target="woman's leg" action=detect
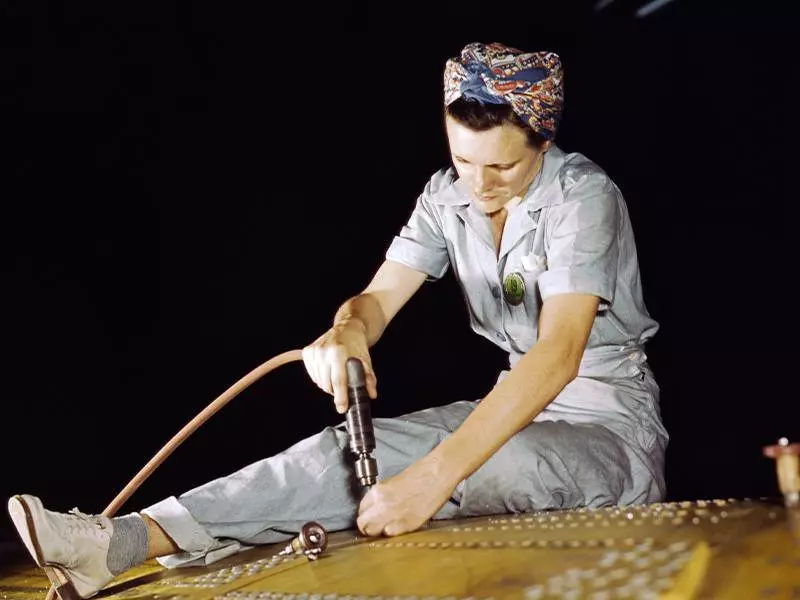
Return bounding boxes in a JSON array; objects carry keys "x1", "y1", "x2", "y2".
[
  {"x1": 140, "y1": 400, "x2": 477, "y2": 567},
  {"x1": 457, "y1": 418, "x2": 664, "y2": 517}
]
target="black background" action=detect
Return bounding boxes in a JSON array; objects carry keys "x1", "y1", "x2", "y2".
[{"x1": 1, "y1": 0, "x2": 796, "y2": 551}]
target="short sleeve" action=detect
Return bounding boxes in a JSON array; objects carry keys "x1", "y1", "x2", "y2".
[
  {"x1": 385, "y1": 184, "x2": 450, "y2": 280},
  {"x1": 537, "y1": 171, "x2": 620, "y2": 307}
]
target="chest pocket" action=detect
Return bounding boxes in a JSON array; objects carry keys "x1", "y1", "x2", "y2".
[
  {"x1": 511, "y1": 206, "x2": 548, "y2": 297},
  {"x1": 502, "y1": 208, "x2": 549, "y2": 352}
]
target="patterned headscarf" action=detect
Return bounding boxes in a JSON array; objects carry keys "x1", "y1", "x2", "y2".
[{"x1": 444, "y1": 42, "x2": 564, "y2": 140}]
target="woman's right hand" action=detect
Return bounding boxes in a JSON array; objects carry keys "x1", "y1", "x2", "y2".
[{"x1": 302, "y1": 318, "x2": 378, "y2": 414}]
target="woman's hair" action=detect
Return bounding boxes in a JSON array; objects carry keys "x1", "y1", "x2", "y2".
[{"x1": 445, "y1": 97, "x2": 548, "y2": 150}]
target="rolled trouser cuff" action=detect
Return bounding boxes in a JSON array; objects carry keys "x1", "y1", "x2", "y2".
[{"x1": 141, "y1": 496, "x2": 247, "y2": 568}]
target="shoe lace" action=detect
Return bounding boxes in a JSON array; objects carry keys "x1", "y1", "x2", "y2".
[{"x1": 63, "y1": 508, "x2": 108, "y2": 538}]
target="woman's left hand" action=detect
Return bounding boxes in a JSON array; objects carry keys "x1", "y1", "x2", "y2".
[{"x1": 356, "y1": 456, "x2": 457, "y2": 537}]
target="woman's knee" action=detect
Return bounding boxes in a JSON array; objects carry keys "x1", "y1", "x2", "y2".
[{"x1": 460, "y1": 422, "x2": 634, "y2": 514}]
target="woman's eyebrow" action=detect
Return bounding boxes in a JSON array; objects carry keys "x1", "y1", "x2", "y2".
[{"x1": 453, "y1": 155, "x2": 518, "y2": 168}]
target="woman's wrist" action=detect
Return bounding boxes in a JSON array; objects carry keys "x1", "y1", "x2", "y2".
[{"x1": 424, "y1": 442, "x2": 468, "y2": 490}]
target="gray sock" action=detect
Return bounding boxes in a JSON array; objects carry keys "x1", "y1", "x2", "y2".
[{"x1": 107, "y1": 513, "x2": 149, "y2": 575}]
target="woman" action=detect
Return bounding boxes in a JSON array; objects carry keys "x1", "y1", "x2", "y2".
[{"x1": 8, "y1": 42, "x2": 667, "y2": 599}]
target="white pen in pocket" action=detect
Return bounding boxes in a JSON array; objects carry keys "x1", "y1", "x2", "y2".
[{"x1": 521, "y1": 253, "x2": 547, "y2": 273}]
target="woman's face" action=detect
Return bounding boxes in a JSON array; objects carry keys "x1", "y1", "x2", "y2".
[{"x1": 445, "y1": 115, "x2": 550, "y2": 214}]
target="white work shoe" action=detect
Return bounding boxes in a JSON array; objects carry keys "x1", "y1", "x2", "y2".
[{"x1": 7, "y1": 494, "x2": 115, "y2": 599}]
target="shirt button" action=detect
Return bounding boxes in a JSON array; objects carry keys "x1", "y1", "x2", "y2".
[
  {"x1": 491, "y1": 286, "x2": 501, "y2": 299},
  {"x1": 496, "y1": 331, "x2": 507, "y2": 342}
]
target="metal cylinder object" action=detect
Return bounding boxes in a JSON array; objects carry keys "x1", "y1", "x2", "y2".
[
  {"x1": 278, "y1": 521, "x2": 329, "y2": 560},
  {"x1": 291, "y1": 521, "x2": 329, "y2": 555},
  {"x1": 345, "y1": 358, "x2": 378, "y2": 487},
  {"x1": 764, "y1": 437, "x2": 800, "y2": 542}
]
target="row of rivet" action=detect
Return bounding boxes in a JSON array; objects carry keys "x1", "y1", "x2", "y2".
[
  {"x1": 368, "y1": 537, "x2": 658, "y2": 550},
  {"x1": 369, "y1": 540, "x2": 694, "y2": 572},
  {"x1": 485, "y1": 498, "x2": 738, "y2": 524},
  {"x1": 449, "y1": 513, "x2": 727, "y2": 532},
  {"x1": 162, "y1": 554, "x2": 296, "y2": 588},
  {"x1": 484, "y1": 508, "x2": 734, "y2": 526},
  {"x1": 215, "y1": 593, "x2": 495, "y2": 600}
]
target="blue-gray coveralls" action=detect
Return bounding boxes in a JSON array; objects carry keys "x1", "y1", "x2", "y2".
[{"x1": 142, "y1": 145, "x2": 669, "y2": 567}]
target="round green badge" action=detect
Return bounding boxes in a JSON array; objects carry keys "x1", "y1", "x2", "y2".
[{"x1": 502, "y1": 272, "x2": 525, "y2": 305}]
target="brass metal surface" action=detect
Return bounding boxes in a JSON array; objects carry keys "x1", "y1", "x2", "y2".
[{"x1": 1, "y1": 499, "x2": 798, "y2": 600}]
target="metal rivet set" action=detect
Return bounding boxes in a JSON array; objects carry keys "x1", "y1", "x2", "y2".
[
  {"x1": 480, "y1": 499, "x2": 743, "y2": 532},
  {"x1": 522, "y1": 540, "x2": 696, "y2": 600},
  {"x1": 107, "y1": 497, "x2": 794, "y2": 600}
]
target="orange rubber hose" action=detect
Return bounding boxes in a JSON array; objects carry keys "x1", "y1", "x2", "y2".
[{"x1": 45, "y1": 348, "x2": 304, "y2": 600}]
